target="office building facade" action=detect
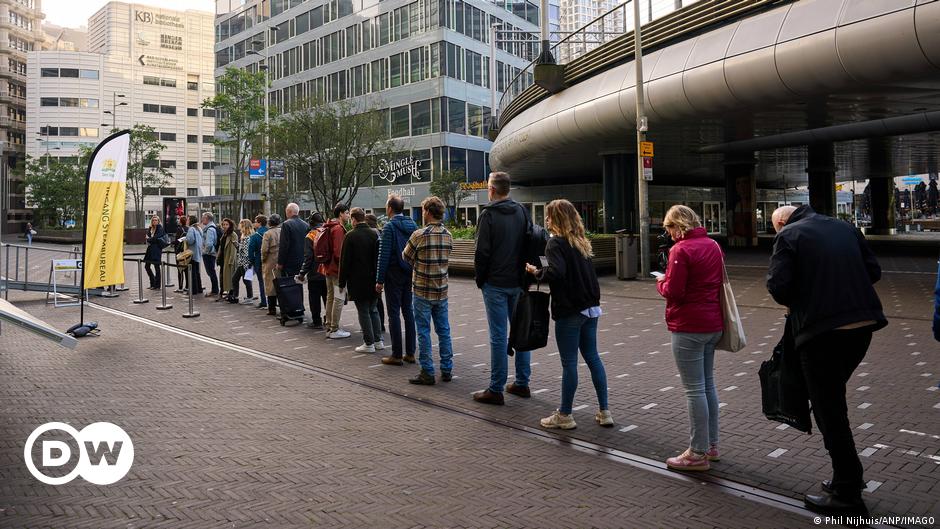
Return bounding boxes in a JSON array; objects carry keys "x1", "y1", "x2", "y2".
[
  {"x1": 214, "y1": 0, "x2": 540, "y2": 223},
  {"x1": 26, "y1": 2, "x2": 216, "y2": 224},
  {"x1": 1, "y1": 0, "x2": 43, "y2": 233}
]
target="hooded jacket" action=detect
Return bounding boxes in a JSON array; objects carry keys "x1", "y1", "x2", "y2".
[
  {"x1": 377, "y1": 213, "x2": 418, "y2": 283},
  {"x1": 317, "y1": 219, "x2": 346, "y2": 277},
  {"x1": 474, "y1": 198, "x2": 529, "y2": 289},
  {"x1": 767, "y1": 205, "x2": 887, "y2": 348},
  {"x1": 656, "y1": 227, "x2": 724, "y2": 333}
]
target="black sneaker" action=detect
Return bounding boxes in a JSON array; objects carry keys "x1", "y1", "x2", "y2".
[
  {"x1": 440, "y1": 371, "x2": 453, "y2": 382},
  {"x1": 409, "y1": 370, "x2": 436, "y2": 385}
]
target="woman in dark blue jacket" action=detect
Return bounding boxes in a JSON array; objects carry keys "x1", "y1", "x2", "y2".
[{"x1": 144, "y1": 215, "x2": 167, "y2": 290}]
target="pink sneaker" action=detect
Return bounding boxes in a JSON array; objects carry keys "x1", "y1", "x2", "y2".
[
  {"x1": 706, "y1": 445, "x2": 720, "y2": 462},
  {"x1": 666, "y1": 449, "x2": 710, "y2": 471}
]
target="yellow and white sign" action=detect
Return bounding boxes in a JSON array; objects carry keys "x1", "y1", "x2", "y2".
[{"x1": 82, "y1": 131, "x2": 131, "y2": 290}]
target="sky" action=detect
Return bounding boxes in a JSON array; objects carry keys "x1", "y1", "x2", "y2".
[{"x1": 42, "y1": 0, "x2": 216, "y2": 28}]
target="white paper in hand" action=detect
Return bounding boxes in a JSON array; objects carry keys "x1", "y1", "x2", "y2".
[{"x1": 244, "y1": 268, "x2": 255, "y2": 282}]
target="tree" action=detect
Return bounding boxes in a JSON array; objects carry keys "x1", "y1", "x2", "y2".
[
  {"x1": 21, "y1": 150, "x2": 89, "y2": 227},
  {"x1": 268, "y1": 99, "x2": 392, "y2": 215},
  {"x1": 202, "y1": 67, "x2": 266, "y2": 218},
  {"x1": 429, "y1": 169, "x2": 471, "y2": 225},
  {"x1": 120, "y1": 124, "x2": 171, "y2": 228}
]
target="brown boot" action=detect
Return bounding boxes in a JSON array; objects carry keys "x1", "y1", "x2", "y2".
[
  {"x1": 472, "y1": 389, "x2": 505, "y2": 405},
  {"x1": 403, "y1": 354, "x2": 416, "y2": 364},
  {"x1": 381, "y1": 355, "x2": 404, "y2": 366},
  {"x1": 506, "y1": 383, "x2": 531, "y2": 398}
]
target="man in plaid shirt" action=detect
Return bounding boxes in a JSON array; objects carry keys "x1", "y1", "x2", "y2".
[{"x1": 403, "y1": 196, "x2": 454, "y2": 385}]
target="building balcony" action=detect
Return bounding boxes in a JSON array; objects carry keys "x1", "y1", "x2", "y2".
[
  {"x1": 0, "y1": 116, "x2": 26, "y2": 131},
  {"x1": 0, "y1": 91, "x2": 25, "y2": 105},
  {"x1": 0, "y1": 65, "x2": 27, "y2": 79}
]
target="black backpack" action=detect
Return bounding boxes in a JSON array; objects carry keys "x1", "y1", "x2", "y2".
[{"x1": 211, "y1": 224, "x2": 223, "y2": 252}]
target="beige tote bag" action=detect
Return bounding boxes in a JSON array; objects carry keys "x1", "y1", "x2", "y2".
[{"x1": 715, "y1": 254, "x2": 746, "y2": 352}]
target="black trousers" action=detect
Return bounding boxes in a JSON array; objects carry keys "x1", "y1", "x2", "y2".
[
  {"x1": 229, "y1": 266, "x2": 253, "y2": 300},
  {"x1": 144, "y1": 261, "x2": 161, "y2": 288},
  {"x1": 798, "y1": 328, "x2": 872, "y2": 499},
  {"x1": 189, "y1": 262, "x2": 203, "y2": 294},
  {"x1": 307, "y1": 278, "x2": 327, "y2": 326},
  {"x1": 203, "y1": 254, "x2": 219, "y2": 294}
]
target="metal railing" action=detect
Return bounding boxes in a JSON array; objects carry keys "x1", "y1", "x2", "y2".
[{"x1": 497, "y1": 0, "x2": 787, "y2": 129}]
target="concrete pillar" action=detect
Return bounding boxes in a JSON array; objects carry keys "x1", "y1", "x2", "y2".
[
  {"x1": 724, "y1": 154, "x2": 757, "y2": 247},
  {"x1": 806, "y1": 142, "x2": 836, "y2": 217},
  {"x1": 867, "y1": 139, "x2": 895, "y2": 235},
  {"x1": 601, "y1": 153, "x2": 637, "y2": 233}
]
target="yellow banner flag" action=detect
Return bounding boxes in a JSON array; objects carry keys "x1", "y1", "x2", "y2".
[{"x1": 82, "y1": 131, "x2": 131, "y2": 290}]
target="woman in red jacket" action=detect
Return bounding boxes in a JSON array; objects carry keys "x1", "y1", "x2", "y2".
[{"x1": 656, "y1": 205, "x2": 724, "y2": 471}]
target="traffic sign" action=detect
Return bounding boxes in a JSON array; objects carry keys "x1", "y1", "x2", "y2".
[
  {"x1": 642, "y1": 156, "x2": 653, "y2": 181},
  {"x1": 640, "y1": 141, "x2": 654, "y2": 157},
  {"x1": 248, "y1": 159, "x2": 266, "y2": 180}
]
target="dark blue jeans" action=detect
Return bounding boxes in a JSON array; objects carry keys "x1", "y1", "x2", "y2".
[
  {"x1": 555, "y1": 314, "x2": 608, "y2": 415},
  {"x1": 203, "y1": 254, "x2": 219, "y2": 294},
  {"x1": 384, "y1": 267, "x2": 415, "y2": 358},
  {"x1": 253, "y1": 259, "x2": 266, "y2": 306},
  {"x1": 482, "y1": 283, "x2": 531, "y2": 393}
]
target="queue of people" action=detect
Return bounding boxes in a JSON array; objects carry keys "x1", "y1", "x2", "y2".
[{"x1": 150, "y1": 168, "x2": 915, "y2": 518}]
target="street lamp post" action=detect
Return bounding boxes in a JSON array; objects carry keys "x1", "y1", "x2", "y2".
[
  {"x1": 633, "y1": 0, "x2": 651, "y2": 278},
  {"x1": 489, "y1": 22, "x2": 500, "y2": 130},
  {"x1": 105, "y1": 93, "x2": 127, "y2": 129},
  {"x1": 249, "y1": 26, "x2": 277, "y2": 217}
]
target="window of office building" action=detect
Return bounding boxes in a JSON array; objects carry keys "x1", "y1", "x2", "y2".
[
  {"x1": 467, "y1": 149, "x2": 485, "y2": 181},
  {"x1": 187, "y1": 188, "x2": 199, "y2": 196},
  {"x1": 370, "y1": 58, "x2": 387, "y2": 92},
  {"x1": 187, "y1": 161, "x2": 198, "y2": 170},
  {"x1": 390, "y1": 52, "x2": 404, "y2": 88},
  {"x1": 467, "y1": 103, "x2": 483, "y2": 137},
  {"x1": 59, "y1": 68, "x2": 79, "y2": 77},
  {"x1": 187, "y1": 134, "x2": 197, "y2": 143},
  {"x1": 390, "y1": 105, "x2": 409, "y2": 138},
  {"x1": 160, "y1": 160, "x2": 176, "y2": 169},
  {"x1": 159, "y1": 132, "x2": 176, "y2": 142},
  {"x1": 410, "y1": 100, "x2": 430, "y2": 136},
  {"x1": 160, "y1": 105, "x2": 176, "y2": 114},
  {"x1": 203, "y1": 135, "x2": 214, "y2": 143},
  {"x1": 40, "y1": 97, "x2": 57, "y2": 106},
  {"x1": 143, "y1": 103, "x2": 159, "y2": 113},
  {"x1": 447, "y1": 97, "x2": 465, "y2": 134},
  {"x1": 187, "y1": 108, "x2": 198, "y2": 117},
  {"x1": 202, "y1": 108, "x2": 216, "y2": 117},
  {"x1": 449, "y1": 146, "x2": 466, "y2": 174}
]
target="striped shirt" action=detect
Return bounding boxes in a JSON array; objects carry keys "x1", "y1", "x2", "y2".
[{"x1": 402, "y1": 223, "x2": 453, "y2": 301}]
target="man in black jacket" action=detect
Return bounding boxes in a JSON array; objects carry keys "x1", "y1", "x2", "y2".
[
  {"x1": 339, "y1": 208, "x2": 383, "y2": 353},
  {"x1": 472, "y1": 171, "x2": 533, "y2": 405},
  {"x1": 767, "y1": 205, "x2": 887, "y2": 516},
  {"x1": 278, "y1": 203, "x2": 310, "y2": 277}
]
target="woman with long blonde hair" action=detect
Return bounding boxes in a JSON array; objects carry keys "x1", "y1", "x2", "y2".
[
  {"x1": 526, "y1": 199, "x2": 612, "y2": 430},
  {"x1": 226, "y1": 219, "x2": 256, "y2": 304}
]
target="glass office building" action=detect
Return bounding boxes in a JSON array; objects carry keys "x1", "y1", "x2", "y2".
[{"x1": 214, "y1": 0, "x2": 540, "y2": 222}]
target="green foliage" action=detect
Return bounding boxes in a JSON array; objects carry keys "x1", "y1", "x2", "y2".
[
  {"x1": 113, "y1": 124, "x2": 171, "y2": 227},
  {"x1": 428, "y1": 169, "x2": 471, "y2": 225},
  {"x1": 21, "y1": 150, "x2": 90, "y2": 228},
  {"x1": 268, "y1": 98, "x2": 393, "y2": 215},
  {"x1": 449, "y1": 226, "x2": 477, "y2": 240},
  {"x1": 202, "y1": 67, "x2": 266, "y2": 214}
]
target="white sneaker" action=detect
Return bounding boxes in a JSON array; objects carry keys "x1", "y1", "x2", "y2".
[
  {"x1": 374, "y1": 340, "x2": 386, "y2": 351},
  {"x1": 540, "y1": 410, "x2": 577, "y2": 430},
  {"x1": 595, "y1": 409, "x2": 614, "y2": 427},
  {"x1": 355, "y1": 343, "x2": 376, "y2": 353},
  {"x1": 328, "y1": 329, "x2": 351, "y2": 339}
]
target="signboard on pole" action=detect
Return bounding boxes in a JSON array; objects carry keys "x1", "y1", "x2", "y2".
[
  {"x1": 268, "y1": 159, "x2": 285, "y2": 180},
  {"x1": 248, "y1": 158, "x2": 266, "y2": 179},
  {"x1": 642, "y1": 156, "x2": 653, "y2": 181},
  {"x1": 640, "y1": 141, "x2": 654, "y2": 157},
  {"x1": 82, "y1": 130, "x2": 130, "y2": 290}
]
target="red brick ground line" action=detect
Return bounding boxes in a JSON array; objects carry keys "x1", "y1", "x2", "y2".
[{"x1": 89, "y1": 300, "x2": 901, "y2": 529}]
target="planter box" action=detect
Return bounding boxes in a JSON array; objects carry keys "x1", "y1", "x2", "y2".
[{"x1": 448, "y1": 237, "x2": 617, "y2": 276}]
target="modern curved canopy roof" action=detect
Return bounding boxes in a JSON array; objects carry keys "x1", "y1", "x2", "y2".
[{"x1": 490, "y1": 0, "x2": 940, "y2": 185}]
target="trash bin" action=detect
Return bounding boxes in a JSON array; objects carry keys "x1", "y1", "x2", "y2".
[{"x1": 615, "y1": 232, "x2": 637, "y2": 280}]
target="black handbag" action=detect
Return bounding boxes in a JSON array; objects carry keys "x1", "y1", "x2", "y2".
[
  {"x1": 758, "y1": 318, "x2": 812, "y2": 433},
  {"x1": 508, "y1": 283, "x2": 550, "y2": 355}
]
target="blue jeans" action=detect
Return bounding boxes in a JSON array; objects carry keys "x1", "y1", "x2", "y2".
[
  {"x1": 414, "y1": 295, "x2": 453, "y2": 376},
  {"x1": 203, "y1": 254, "x2": 219, "y2": 294},
  {"x1": 482, "y1": 283, "x2": 531, "y2": 393},
  {"x1": 555, "y1": 314, "x2": 608, "y2": 415},
  {"x1": 253, "y1": 259, "x2": 266, "y2": 306},
  {"x1": 671, "y1": 331, "x2": 722, "y2": 453},
  {"x1": 384, "y1": 266, "x2": 415, "y2": 358}
]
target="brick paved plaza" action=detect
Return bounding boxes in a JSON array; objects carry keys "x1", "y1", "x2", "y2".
[{"x1": 1, "y1": 244, "x2": 937, "y2": 528}]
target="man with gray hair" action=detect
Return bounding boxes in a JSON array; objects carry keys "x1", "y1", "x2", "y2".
[
  {"x1": 767, "y1": 204, "x2": 887, "y2": 516},
  {"x1": 278, "y1": 202, "x2": 310, "y2": 278}
]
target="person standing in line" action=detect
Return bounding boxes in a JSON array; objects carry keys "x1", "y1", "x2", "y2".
[
  {"x1": 184, "y1": 215, "x2": 204, "y2": 295},
  {"x1": 299, "y1": 213, "x2": 328, "y2": 330},
  {"x1": 525, "y1": 199, "x2": 612, "y2": 429},
  {"x1": 219, "y1": 218, "x2": 238, "y2": 302},
  {"x1": 144, "y1": 215, "x2": 166, "y2": 290},
  {"x1": 768, "y1": 205, "x2": 887, "y2": 516},
  {"x1": 376, "y1": 194, "x2": 418, "y2": 366},
  {"x1": 403, "y1": 196, "x2": 454, "y2": 385},
  {"x1": 174, "y1": 215, "x2": 190, "y2": 292},
  {"x1": 934, "y1": 248, "x2": 939, "y2": 342},
  {"x1": 261, "y1": 214, "x2": 282, "y2": 317},
  {"x1": 339, "y1": 208, "x2": 384, "y2": 353},
  {"x1": 655, "y1": 205, "x2": 724, "y2": 471},
  {"x1": 365, "y1": 213, "x2": 387, "y2": 335},
  {"x1": 278, "y1": 203, "x2": 310, "y2": 279},
  {"x1": 200, "y1": 212, "x2": 221, "y2": 297},
  {"x1": 321, "y1": 204, "x2": 351, "y2": 339},
  {"x1": 227, "y1": 219, "x2": 255, "y2": 304},
  {"x1": 472, "y1": 172, "x2": 533, "y2": 405},
  {"x1": 24, "y1": 222, "x2": 35, "y2": 245},
  {"x1": 248, "y1": 215, "x2": 268, "y2": 309}
]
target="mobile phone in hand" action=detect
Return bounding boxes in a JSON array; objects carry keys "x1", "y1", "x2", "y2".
[{"x1": 650, "y1": 271, "x2": 664, "y2": 279}]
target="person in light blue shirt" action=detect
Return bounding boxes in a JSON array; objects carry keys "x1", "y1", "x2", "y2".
[
  {"x1": 184, "y1": 215, "x2": 203, "y2": 294},
  {"x1": 200, "y1": 212, "x2": 220, "y2": 296}
]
